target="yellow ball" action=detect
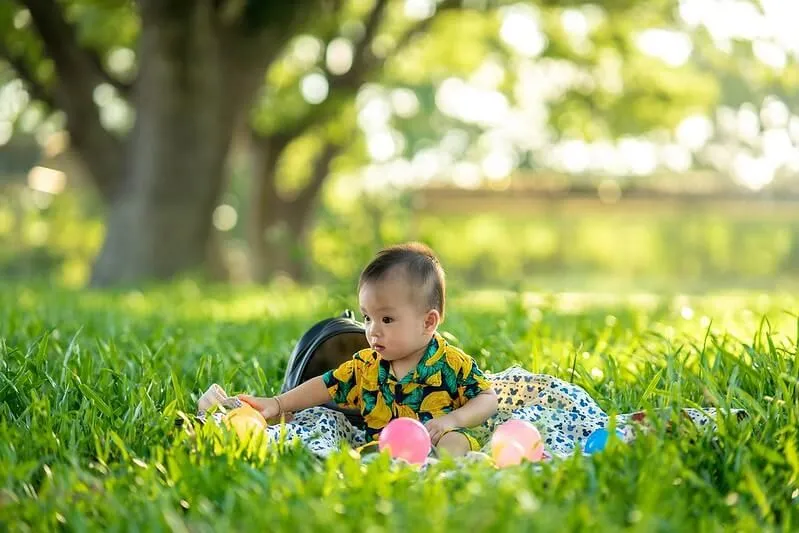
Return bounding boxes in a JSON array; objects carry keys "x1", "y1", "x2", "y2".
[{"x1": 224, "y1": 405, "x2": 267, "y2": 440}]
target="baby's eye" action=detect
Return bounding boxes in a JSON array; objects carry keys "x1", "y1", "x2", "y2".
[
  {"x1": 363, "y1": 315, "x2": 371, "y2": 323},
  {"x1": 382, "y1": 317, "x2": 393, "y2": 324}
]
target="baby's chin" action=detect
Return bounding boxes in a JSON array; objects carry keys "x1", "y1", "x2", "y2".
[{"x1": 372, "y1": 347, "x2": 397, "y2": 359}]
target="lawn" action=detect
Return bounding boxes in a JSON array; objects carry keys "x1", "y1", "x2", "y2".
[{"x1": 1, "y1": 282, "x2": 797, "y2": 531}]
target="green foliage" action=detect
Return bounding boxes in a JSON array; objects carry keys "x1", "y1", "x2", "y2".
[
  {"x1": 307, "y1": 192, "x2": 799, "y2": 290},
  {"x1": 411, "y1": 212, "x2": 799, "y2": 287},
  {"x1": 0, "y1": 186, "x2": 103, "y2": 287},
  {"x1": 241, "y1": 0, "x2": 326, "y2": 33},
  {"x1": 1, "y1": 284, "x2": 797, "y2": 530},
  {"x1": 6, "y1": 186, "x2": 799, "y2": 289},
  {"x1": 386, "y1": 10, "x2": 499, "y2": 81},
  {"x1": 64, "y1": 0, "x2": 139, "y2": 54},
  {"x1": 245, "y1": 0, "x2": 725, "y2": 199},
  {"x1": 0, "y1": 4, "x2": 53, "y2": 97}
]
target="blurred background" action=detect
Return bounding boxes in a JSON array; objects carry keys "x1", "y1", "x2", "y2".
[{"x1": 2, "y1": 0, "x2": 799, "y2": 293}]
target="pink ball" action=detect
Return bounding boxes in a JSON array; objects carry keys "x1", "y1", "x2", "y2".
[
  {"x1": 492, "y1": 439, "x2": 526, "y2": 468},
  {"x1": 378, "y1": 417, "x2": 431, "y2": 464},
  {"x1": 491, "y1": 419, "x2": 544, "y2": 462}
]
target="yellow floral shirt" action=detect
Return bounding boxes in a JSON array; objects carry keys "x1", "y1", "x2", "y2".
[{"x1": 322, "y1": 332, "x2": 491, "y2": 441}]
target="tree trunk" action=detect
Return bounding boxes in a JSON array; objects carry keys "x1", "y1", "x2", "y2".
[
  {"x1": 205, "y1": 229, "x2": 231, "y2": 282},
  {"x1": 259, "y1": 201, "x2": 315, "y2": 282},
  {"x1": 90, "y1": 4, "x2": 260, "y2": 286},
  {"x1": 249, "y1": 136, "x2": 339, "y2": 282},
  {"x1": 248, "y1": 133, "x2": 289, "y2": 282}
]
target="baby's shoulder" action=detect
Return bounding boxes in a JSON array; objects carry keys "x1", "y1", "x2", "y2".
[
  {"x1": 440, "y1": 343, "x2": 481, "y2": 372},
  {"x1": 442, "y1": 342, "x2": 475, "y2": 361}
]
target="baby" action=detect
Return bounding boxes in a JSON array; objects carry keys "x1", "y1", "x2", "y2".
[{"x1": 240, "y1": 242, "x2": 498, "y2": 457}]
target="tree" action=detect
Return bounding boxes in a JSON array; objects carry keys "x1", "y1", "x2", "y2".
[
  {"x1": 2, "y1": 0, "x2": 772, "y2": 286},
  {"x1": 245, "y1": 0, "x2": 468, "y2": 281},
  {"x1": 0, "y1": 0, "x2": 326, "y2": 286},
  {"x1": 242, "y1": 0, "x2": 720, "y2": 281}
]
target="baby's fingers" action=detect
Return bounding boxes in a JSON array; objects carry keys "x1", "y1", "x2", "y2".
[{"x1": 237, "y1": 394, "x2": 265, "y2": 411}]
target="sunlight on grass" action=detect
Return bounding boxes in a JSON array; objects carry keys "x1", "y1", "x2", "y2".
[{"x1": 1, "y1": 283, "x2": 797, "y2": 530}]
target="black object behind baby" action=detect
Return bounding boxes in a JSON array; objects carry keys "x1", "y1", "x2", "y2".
[{"x1": 280, "y1": 310, "x2": 369, "y2": 426}]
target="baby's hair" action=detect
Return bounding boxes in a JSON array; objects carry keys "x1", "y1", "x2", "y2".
[{"x1": 359, "y1": 242, "x2": 446, "y2": 318}]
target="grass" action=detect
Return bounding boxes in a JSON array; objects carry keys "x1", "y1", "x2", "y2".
[{"x1": 1, "y1": 281, "x2": 797, "y2": 532}]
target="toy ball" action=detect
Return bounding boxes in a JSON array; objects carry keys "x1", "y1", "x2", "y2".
[
  {"x1": 224, "y1": 404, "x2": 267, "y2": 440},
  {"x1": 584, "y1": 427, "x2": 625, "y2": 454},
  {"x1": 492, "y1": 438, "x2": 526, "y2": 468},
  {"x1": 378, "y1": 417, "x2": 431, "y2": 464},
  {"x1": 491, "y1": 419, "x2": 544, "y2": 462}
]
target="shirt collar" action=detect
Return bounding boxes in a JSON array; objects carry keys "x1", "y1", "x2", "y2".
[{"x1": 379, "y1": 332, "x2": 445, "y2": 382}]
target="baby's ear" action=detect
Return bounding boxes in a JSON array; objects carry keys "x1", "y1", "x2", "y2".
[{"x1": 424, "y1": 309, "x2": 441, "y2": 332}]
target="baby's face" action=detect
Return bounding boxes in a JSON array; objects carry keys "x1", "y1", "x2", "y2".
[{"x1": 358, "y1": 273, "x2": 433, "y2": 362}]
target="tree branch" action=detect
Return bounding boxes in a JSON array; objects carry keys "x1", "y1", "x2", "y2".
[
  {"x1": 216, "y1": 0, "x2": 247, "y2": 25},
  {"x1": 253, "y1": 0, "x2": 466, "y2": 143},
  {"x1": 19, "y1": 0, "x2": 126, "y2": 201},
  {"x1": 327, "y1": 0, "x2": 390, "y2": 89},
  {"x1": 354, "y1": 0, "x2": 390, "y2": 68},
  {"x1": 252, "y1": 0, "x2": 461, "y2": 209},
  {"x1": 277, "y1": 0, "x2": 464, "y2": 215},
  {"x1": 22, "y1": 0, "x2": 130, "y2": 97},
  {"x1": 250, "y1": 0, "x2": 391, "y2": 146},
  {"x1": 331, "y1": 0, "x2": 461, "y2": 88},
  {"x1": 250, "y1": 130, "x2": 295, "y2": 193},
  {"x1": 295, "y1": 141, "x2": 341, "y2": 210},
  {"x1": 86, "y1": 46, "x2": 132, "y2": 97},
  {"x1": 0, "y1": 42, "x2": 57, "y2": 110},
  {"x1": 391, "y1": 0, "x2": 461, "y2": 57}
]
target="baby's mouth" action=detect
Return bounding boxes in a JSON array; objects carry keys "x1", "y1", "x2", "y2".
[{"x1": 373, "y1": 344, "x2": 386, "y2": 352}]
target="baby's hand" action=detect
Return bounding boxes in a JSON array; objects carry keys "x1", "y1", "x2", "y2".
[
  {"x1": 237, "y1": 395, "x2": 283, "y2": 423},
  {"x1": 424, "y1": 414, "x2": 458, "y2": 445}
]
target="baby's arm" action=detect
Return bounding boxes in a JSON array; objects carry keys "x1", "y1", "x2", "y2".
[
  {"x1": 424, "y1": 388, "x2": 497, "y2": 444},
  {"x1": 238, "y1": 376, "x2": 332, "y2": 421},
  {"x1": 451, "y1": 388, "x2": 498, "y2": 428}
]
